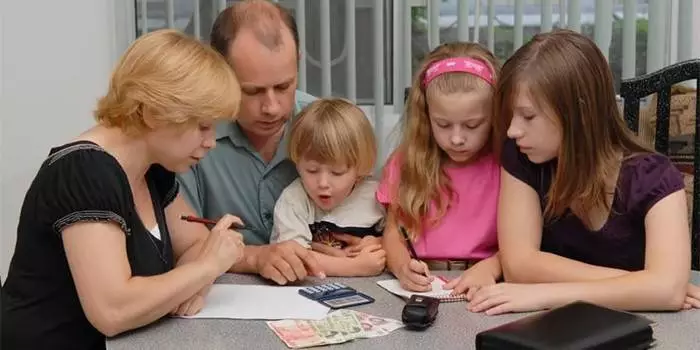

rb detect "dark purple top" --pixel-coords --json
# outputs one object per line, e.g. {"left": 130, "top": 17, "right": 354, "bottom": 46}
{"left": 501, "top": 138, "right": 685, "bottom": 271}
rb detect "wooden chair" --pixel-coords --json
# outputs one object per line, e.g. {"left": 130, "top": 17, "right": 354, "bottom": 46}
{"left": 620, "top": 58, "right": 700, "bottom": 270}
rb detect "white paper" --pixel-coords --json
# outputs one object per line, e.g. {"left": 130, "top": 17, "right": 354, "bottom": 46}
{"left": 178, "top": 284, "right": 330, "bottom": 320}
{"left": 376, "top": 278, "right": 451, "bottom": 299}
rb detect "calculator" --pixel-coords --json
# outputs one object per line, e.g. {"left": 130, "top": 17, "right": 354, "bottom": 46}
{"left": 298, "top": 283, "right": 375, "bottom": 309}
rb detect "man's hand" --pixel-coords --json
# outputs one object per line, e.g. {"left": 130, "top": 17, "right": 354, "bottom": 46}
{"left": 256, "top": 241, "right": 326, "bottom": 285}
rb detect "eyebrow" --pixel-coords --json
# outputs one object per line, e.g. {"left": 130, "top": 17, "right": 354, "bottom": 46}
{"left": 240, "top": 77, "right": 295, "bottom": 90}
{"left": 432, "top": 115, "right": 486, "bottom": 123}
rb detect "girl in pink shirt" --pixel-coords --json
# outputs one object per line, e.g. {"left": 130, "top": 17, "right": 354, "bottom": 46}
{"left": 378, "top": 42, "right": 501, "bottom": 297}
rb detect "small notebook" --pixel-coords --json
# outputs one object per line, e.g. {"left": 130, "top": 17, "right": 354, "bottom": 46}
{"left": 475, "top": 301, "right": 655, "bottom": 349}
{"left": 376, "top": 278, "right": 467, "bottom": 303}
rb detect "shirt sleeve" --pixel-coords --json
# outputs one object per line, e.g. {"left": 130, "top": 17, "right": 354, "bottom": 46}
{"left": 500, "top": 138, "right": 538, "bottom": 189}
{"left": 270, "top": 180, "right": 314, "bottom": 247}
{"left": 626, "top": 154, "right": 686, "bottom": 217}
{"left": 376, "top": 153, "right": 401, "bottom": 205}
{"left": 45, "top": 149, "right": 132, "bottom": 235}
{"left": 176, "top": 165, "right": 204, "bottom": 216}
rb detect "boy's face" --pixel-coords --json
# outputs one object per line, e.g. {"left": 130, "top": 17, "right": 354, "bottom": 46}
{"left": 297, "top": 158, "right": 359, "bottom": 212}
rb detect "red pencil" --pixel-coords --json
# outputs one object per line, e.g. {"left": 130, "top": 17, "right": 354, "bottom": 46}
{"left": 180, "top": 215, "right": 245, "bottom": 229}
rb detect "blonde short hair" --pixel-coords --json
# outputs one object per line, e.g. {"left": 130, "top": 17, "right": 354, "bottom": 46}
{"left": 94, "top": 29, "right": 241, "bottom": 134}
{"left": 289, "top": 98, "right": 376, "bottom": 176}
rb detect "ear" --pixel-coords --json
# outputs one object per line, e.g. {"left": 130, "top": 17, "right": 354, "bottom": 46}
{"left": 140, "top": 106, "right": 161, "bottom": 130}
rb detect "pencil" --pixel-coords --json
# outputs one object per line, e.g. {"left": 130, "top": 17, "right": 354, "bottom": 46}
{"left": 180, "top": 215, "right": 244, "bottom": 229}
{"left": 399, "top": 226, "right": 419, "bottom": 259}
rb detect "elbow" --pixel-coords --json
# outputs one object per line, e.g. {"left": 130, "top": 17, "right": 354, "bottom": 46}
{"left": 500, "top": 254, "right": 532, "bottom": 283}
{"left": 660, "top": 280, "right": 687, "bottom": 311}
{"left": 85, "top": 304, "right": 131, "bottom": 337}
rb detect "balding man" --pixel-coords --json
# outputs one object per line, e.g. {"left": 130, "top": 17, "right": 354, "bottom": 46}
{"left": 177, "top": 0, "right": 323, "bottom": 285}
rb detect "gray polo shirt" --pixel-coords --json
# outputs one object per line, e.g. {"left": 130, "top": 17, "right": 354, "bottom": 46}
{"left": 177, "top": 90, "right": 316, "bottom": 245}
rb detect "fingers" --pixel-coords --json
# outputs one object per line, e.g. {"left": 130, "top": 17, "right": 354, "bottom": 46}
{"left": 331, "top": 233, "right": 362, "bottom": 245}
{"left": 292, "top": 243, "right": 326, "bottom": 279}
{"left": 261, "top": 264, "right": 287, "bottom": 285}
{"left": 399, "top": 276, "right": 433, "bottom": 292}
{"left": 213, "top": 214, "right": 242, "bottom": 232}
{"left": 685, "top": 295, "right": 700, "bottom": 309}
{"left": 466, "top": 286, "right": 480, "bottom": 301}
{"left": 469, "top": 288, "right": 507, "bottom": 313}
{"left": 408, "top": 259, "right": 432, "bottom": 278}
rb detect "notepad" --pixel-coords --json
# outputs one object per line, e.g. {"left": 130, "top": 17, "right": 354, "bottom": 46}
{"left": 178, "top": 284, "right": 330, "bottom": 320}
{"left": 376, "top": 278, "right": 467, "bottom": 302}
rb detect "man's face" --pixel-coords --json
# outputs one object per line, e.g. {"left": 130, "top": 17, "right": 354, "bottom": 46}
{"left": 228, "top": 28, "right": 298, "bottom": 140}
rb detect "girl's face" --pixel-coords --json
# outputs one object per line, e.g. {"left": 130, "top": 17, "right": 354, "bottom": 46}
{"left": 427, "top": 89, "right": 492, "bottom": 165}
{"left": 506, "top": 88, "right": 562, "bottom": 164}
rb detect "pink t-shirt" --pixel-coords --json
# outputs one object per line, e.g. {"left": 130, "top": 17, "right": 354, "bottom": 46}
{"left": 376, "top": 153, "right": 500, "bottom": 260}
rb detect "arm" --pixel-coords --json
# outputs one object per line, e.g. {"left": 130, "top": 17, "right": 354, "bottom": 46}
{"left": 311, "top": 249, "right": 385, "bottom": 277}
{"left": 497, "top": 169, "right": 628, "bottom": 283}
{"left": 547, "top": 190, "right": 690, "bottom": 310}
{"left": 62, "top": 222, "right": 220, "bottom": 337}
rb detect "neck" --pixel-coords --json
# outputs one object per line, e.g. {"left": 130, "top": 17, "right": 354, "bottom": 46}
{"left": 83, "top": 125, "right": 152, "bottom": 185}
{"left": 242, "top": 126, "right": 285, "bottom": 162}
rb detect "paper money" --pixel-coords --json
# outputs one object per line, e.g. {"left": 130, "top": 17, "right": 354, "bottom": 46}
{"left": 267, "top": 310, "right": 403, "bottom": 348}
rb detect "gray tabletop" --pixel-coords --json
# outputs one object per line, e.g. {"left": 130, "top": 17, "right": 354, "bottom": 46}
{"left": 107, "top": 271, "right": 700, "bottom": 350}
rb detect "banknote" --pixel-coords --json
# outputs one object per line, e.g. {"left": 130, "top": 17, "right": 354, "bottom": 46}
{"left": 267, "top": 309, "right": 403, "bottom": 348}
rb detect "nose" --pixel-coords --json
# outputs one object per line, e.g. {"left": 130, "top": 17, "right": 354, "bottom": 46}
{"left": 507, "top": 120, "right": 523, "bottom": 140}
{"left": 318, "top": 173, "right": 330, "bottom": 189}
{"left": 202, "top": 128, "right": 216, "bottom": 150}
{"left": 450, "top": 129, "right": 465, "bottom": 147}
{"left": 261, "top": 89, "right": 282, "bottom": 116}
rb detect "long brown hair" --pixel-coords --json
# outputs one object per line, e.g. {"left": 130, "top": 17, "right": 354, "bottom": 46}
{"left": 388, "top": 42, "right": 500, "bottom": 239}
{"left": 493, "top": 29, "right": 653, "bottom": 224}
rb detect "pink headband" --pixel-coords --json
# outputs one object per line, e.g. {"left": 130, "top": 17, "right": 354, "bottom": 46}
{"left": 422, "top": 57, "right": 494, "bottom": 88}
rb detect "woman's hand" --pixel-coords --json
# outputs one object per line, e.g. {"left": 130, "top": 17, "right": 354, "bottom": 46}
{"left": 443, "top": 263, "right": 497, "bottom": 299}
{"left": 468, "top": 283, "right": 555, "bottom": 315}
{"left": 196, "top": 214, "right": 245, "bottom": 276}
{"left": 683, "top": 283, "right": 700, "bottom": 310}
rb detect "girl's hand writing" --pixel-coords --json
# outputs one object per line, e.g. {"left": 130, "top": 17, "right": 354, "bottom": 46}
{"left": 396, "top": 259, "right": 434, "bottom": 292}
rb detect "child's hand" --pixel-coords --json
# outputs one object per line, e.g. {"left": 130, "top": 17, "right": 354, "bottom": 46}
{"left": 353, "top": 244, "right": 387, "bottom": 276}
{"left": 335, "top": 234, "right": 381, "bottom": 257}
{"left": 443, "top": 263, "right": 497, "bottom": 298}
{"left": 310, "top": 242, "right": 348, "bottom": 257}
{"left": 683, "top": 283, "right": 700, "bottom": 309}
{"left": 396, "top": 259, "right": 434, "bottom": 292}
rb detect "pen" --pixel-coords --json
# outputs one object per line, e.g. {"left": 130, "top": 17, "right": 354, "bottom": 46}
{"left": 399, "top": 226, "right": 430, "bottom": 278}
{"left": 180, "top": 215, "right": 245, "bottom": 229}
{"left": 399, "top": 226, "right": 419, "bottom": 260}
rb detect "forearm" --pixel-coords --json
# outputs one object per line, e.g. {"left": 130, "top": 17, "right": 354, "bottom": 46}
{"left": 383, "top": 232, "right": 411, "bottom": 276}
{"left": 101, "top": 261, "right": 217, "bottom": 336}
{"left": 504, "top": 250, "right": 629, "bottom": 283}
{"left": 474, "top": 254, "right": 502, "bottom": 280}
{"left": 312, "top": 252, "right": 365, "bottom": 277}
{"left": 546, "top": 270, "right": 687, "bottom": 311}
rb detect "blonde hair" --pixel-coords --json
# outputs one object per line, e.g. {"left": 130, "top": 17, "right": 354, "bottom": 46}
{"left": 289, "top": 98, "right": 377, "bottom": 176}
{"left": 94, "top": 29, "right": 241, "bottom": 135}
{"left": 390, "top": 42, "right": 500, "bottom": 239}
{"left": 493, "top": 29, "right": 652, "bottom": 226}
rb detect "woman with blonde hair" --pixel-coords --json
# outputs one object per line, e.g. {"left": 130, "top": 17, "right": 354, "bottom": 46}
{"left": 2, "top": 29, "right": 244, "bottom": 349}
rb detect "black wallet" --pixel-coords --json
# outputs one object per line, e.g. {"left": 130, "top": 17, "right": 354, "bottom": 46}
{"left": 475, "top": 301, "right": 655, "bottom": 350}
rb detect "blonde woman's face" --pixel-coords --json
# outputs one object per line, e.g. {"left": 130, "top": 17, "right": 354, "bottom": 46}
{"left": 147, "top": 121, "right": 217, "bottom": 172}
{"left": 427, "top": 89, "right": 492, "bottom": 164}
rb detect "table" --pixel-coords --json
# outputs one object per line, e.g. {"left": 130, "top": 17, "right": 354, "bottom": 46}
{"left": 107, "top": 272, "right": 700, "bottom": 350}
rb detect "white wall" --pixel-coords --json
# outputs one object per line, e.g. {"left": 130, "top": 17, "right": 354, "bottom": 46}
{"left": 0, "top": 0, "right": 125, "bottom": 277}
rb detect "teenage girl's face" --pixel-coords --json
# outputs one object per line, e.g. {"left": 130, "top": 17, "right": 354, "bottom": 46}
{"left": 506, "top": 88, "right": 562, "bottom": 163}
{"left": 297, "top": 158, "right": 359, "bottom": 212}
{"left": 427, "top": 89, "right": 492, "bottom": 164}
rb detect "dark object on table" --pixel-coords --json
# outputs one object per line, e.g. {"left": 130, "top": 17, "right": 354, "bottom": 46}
{"left": 402, "top": 295, "right": 440, "bottom": 330}
{"left": 475, "top": 301, "right": 655, "bottom": 350}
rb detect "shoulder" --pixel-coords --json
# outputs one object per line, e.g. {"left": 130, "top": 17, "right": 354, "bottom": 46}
{"left": 294, "top": 90, "right": 318, "bottom": 113}
{"left": 376, "top": 152, "right": 402, "bottom": 204}
{"left": 619, "top": 153, "right": 685, "bottom": 215}
{"left": 499, "top": 138, "right": 542, "bottom": 187}
{"left": 39, "top": 142, "right": 131, "bottom": 233}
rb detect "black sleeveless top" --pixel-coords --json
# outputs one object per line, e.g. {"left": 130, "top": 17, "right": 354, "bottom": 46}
{"left": 1, "top": 141, "right": 177, "bottom": 350}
